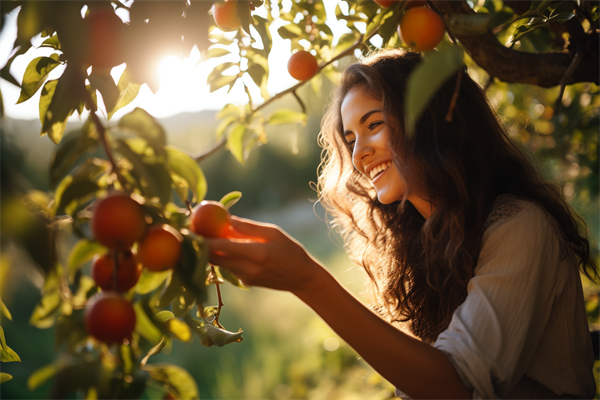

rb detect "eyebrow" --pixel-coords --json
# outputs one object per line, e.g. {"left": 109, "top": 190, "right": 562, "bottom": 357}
{"left": 343, "top": 109, "right": 383, "bottom": 138}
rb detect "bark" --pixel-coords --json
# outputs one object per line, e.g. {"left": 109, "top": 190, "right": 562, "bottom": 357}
{"left": 428, "top": 0, "right": 599, "bottom": 88}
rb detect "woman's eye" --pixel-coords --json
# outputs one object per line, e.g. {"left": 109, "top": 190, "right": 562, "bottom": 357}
{"left": 369, "top": 121, "right": 383, "bottom": 130}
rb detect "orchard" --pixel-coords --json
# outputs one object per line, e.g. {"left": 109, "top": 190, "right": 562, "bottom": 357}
{"left": 0, "top": 0, "right": 598, "bottom": 399}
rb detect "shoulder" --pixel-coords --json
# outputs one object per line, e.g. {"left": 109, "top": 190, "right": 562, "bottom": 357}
{"left": 481, "top": 194, "right": 571, "bottom": 261}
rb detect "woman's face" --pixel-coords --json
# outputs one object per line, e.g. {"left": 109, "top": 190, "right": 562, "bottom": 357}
{"left": 341, "top": 85, "right": 406, "bottom": 205}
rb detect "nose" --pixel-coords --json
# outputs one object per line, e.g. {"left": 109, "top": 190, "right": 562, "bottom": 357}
{"left": 352, "top": 136, "right": 374, "bottom": 170}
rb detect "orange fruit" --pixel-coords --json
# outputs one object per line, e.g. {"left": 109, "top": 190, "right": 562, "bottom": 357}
{"left": 287, "top": 50, "right": 319, "bottom": 81}
{"left": 138, "top": 225, "right": 183, "bottom": 271}
{"left": 90, "top": 194, "right": 146, "bottom": 250}
{"left": 190, "top": 201, "right": 233, "bottom": 238}
{"left": 85, "top": 8, "right": 125, "bottom": 69}
{"left": 374, "top": 0, "right": 399, "bottom": 7}
{"left": 212, "top": 0, "right": 241, "bottom": 32}
{"left": 91, "top": 251, "right": 141, "bottom": 292}
{"left": 85, "top": 292, "right": 136, "bottom": 344}
{"left": 398, "top": 7, "right": 445, "bottom": 52}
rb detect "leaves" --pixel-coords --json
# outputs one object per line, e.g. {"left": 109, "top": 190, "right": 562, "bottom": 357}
{"left": 227, "top": 124, "right": 247, "bottom": 165}
{"left": 1, "top": 298, "right": 12, "bottom": 321}
{"left": 108, "top": 70, "right": 141, "bottom": 120}
{"left": 405, "top": 47, "right": 464, "bottom": 136}
{"left": 219, "top": 191, "right": 242, "bottom": 210}
{"left": 267, "top": 109, "right": 308, "bottom": 126}
{"left": 0, "top": 373, "right": 13, "bottom": 384}
{"left": 17, "top": 54, "right": 61, "bottom": 104}
{"left": 67, "top": 239, "right": 106, "bottom": 280}
{"left": 144, "top": 363, "right": 199, "bottom": 400}
{"left": 88, "top": 71, "right": 119, "bottom": 113}
{"left": 0, "top": 326, "right": 21, "bottom": 362}
{"left": 166, "top": 147, "right": 207, "bottom": 203}
{"left": 136, "top": 269, "right": 172, "bottom": 295}
{"left": 28, "top": 364, "right": 58, "bottom": 391}
{"left": 118, "top": 108, "right": 167, "bottom": 146}
{"left": 447, "top": 14, "right": 491, "bottom": 35}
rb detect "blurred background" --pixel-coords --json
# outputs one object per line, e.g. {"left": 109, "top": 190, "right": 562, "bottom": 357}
{"left": 1, "top": 1, "right": 598, "bottom": 399}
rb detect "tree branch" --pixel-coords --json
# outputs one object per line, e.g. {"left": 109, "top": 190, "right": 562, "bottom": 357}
{"left": 429, "top": 1, "right": 599, "bottom": 87}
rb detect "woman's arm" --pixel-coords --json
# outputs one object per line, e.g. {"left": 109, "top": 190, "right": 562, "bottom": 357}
{"left": 207, "top": 216, "right": 472, "bottom": 400}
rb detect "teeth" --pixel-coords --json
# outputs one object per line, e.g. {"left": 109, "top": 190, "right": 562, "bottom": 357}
{"left": 369, "top": 161, "right": 392, "bottom": 180}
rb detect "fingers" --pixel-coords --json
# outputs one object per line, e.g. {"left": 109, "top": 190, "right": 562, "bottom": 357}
{"left": 229, "top": 216, "right": 281, "bottom": 241}
{"left": 207, "top": 238, "right": 268, "bottom": 265}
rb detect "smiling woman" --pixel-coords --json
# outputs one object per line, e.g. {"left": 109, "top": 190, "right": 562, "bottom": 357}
{"left": 207, "top": 48, "right": 598, "bottom": 399}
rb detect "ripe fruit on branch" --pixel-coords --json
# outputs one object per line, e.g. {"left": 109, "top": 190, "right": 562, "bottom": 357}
{"left": 287, "top": 50, "right": 319, "bottom": 82}
{"left": 212, "top": 0, "right": 241, "bottom": 32}
{"left": 138, "top": 225, "right": 183, "bottom": 272}
{"left": 398, "top": 7, "right": 445, "bottom": 52}
{"left": 85, "top": 8, "right": 125, "bottom": 70}
{"left": 190, "top": 201, "right": 235, "bottom": 239}
{"left": 91, "top": 194, "right": 146, "bottom": 250}
{"left": 85, "top": 292, "right": 136, "bottom": 344}
{"left": 91, "top": 251, "right": 141, "bottom": 292}
{"left": 374, "top": 0, "right": 399, "bottom": 7}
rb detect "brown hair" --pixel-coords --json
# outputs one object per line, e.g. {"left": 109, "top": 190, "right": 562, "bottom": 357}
{"left": 317, "top": 48, "right": 597, "bottom": 343}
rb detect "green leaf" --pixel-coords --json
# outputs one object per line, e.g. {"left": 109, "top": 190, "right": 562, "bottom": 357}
{"left": 166, "top": 147, "right": 207, "bottom": 203}
{"left": 136, "top": 269, "right": 172, "bottom": 295}
{"left": 88, "top": 71, "right": 119, "bottom": 113}
{"left": 165, "top": 318, "right": 192, "bottom": 342}
{"left": 216, "top": 103, "right": 240, "bottom": 119}
{"left": 39, "top": 69, "right": 82, "bottom": 144}
{"left": 134, "top": 301, "right": 163, "bottom": 345}
{"left": 207, "top": 47, "right": 231, "bottom": 58}
{"left": 118, "top": 108, "right": 166, "bottom": 146}
{"left": 144, "top": 363, "right": 199, "bottom": 400}
{"left": 237, "top": 0, "right": 252, "bottom": 35}
{"left": 49, "top": 123, "right": 99, "bottom": 187}
{"left": 17, "top": 54, "right": 60, "bottom": 104}
{"left": 549, "top": 12, "right": 574, "bottom": 22}
{"left": 215, "top": 116, "right": 237, "bottom": 140}
{"left": 215, "top": 266, "right": 249, "bottom": 290}
{"left": 67, "top": 239, "right": 106, "bottom": 280}
{"left": 209, "top": 74, "right": 238, "bottom": 93}
{"left": 267, "top": 109, "right": 307, "bottom": 125}
{"left": 202, "top": 323, "right": 243, "bottom": 347}
{"left": 0, "top": 326, "right": 21, "bottom": 362}
{"left": 448, "top": 13, "right": 491, "bottom": 35}
{"left": 1, "top": 298, "right": 12, "bottom": 321}
{"left": 29, "top": 281, "right": 62, "bottom": 329}
{"left": 227, "top": 124, "right": 247, "bottom": 165}
{"left": 140, "top": 337, "right": 169, "bottom": 367}
{"left": 219, "top": 191, "right": 242, "bottom": 210}
{"left": 40, "top": 34, "right": 61, "bottom": 50}
{"left": 28, "top": 364, "right": 58, "bottom": 390}
{"left": 1, "top": 372, "right": 13, "bottom": 384}
{"left": 379, "top": 10, "right": 402, "bottom": 47}
{"left": 108, "top": 70, "right": 141, "bottom": 120}
{"left": 252, "top": 15, "right": 272, "bottom": 58}
{"left": 405, "top": 47, "right": 463, "bottom": 136}
{"left": 116, "top": 139, "right": 172, "bottom": 205}
{"left": 246, "top": 63, "right": 266, "bottom": 90}
{"left": 277, "top": 24, "right": 303, "bottom": 40}
{"left": 54, "top": 180, "right": 99, "bottom": 217}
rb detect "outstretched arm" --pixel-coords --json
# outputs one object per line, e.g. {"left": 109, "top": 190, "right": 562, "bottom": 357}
{"left": 207, "top": 216, "right": 472, "bottom": 400}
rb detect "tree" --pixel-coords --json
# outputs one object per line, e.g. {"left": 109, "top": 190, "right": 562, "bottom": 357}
{"left": 0, "top": 0, "right": 598, "bottom": 398}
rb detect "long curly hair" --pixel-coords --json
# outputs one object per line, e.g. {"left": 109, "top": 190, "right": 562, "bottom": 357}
{"left": 317, "top": 48, "right": 597, "bottom": 343}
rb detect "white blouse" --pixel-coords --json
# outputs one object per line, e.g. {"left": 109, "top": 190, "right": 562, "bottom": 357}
{"left": 397, "top": 195, "right": 596, "bottom": 399}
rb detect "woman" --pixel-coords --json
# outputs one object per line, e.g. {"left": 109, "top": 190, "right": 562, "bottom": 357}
{"left": 207, "top": 49, "right": 598, "bottom": 399}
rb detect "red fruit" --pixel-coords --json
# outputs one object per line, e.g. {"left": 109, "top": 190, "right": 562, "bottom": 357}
{"left": 212, "top": 0, "right": 241, "bottom": 32}
{"left": 90, "top": 194, "right": 146, "bottom": 250}
{"left": 398, "top": 7, "right": 445, "bottom": 52}
{"left": 374, "top": 0, "right": 399, "bottom": 7}
{"left": 287, "top": 50, "right": 319, "bottom": 81}
{"left": 190, "top": 201, "right": 233, "bottom": 238}
{"left": 91, "top": 251, "right": 141, "bottom": 292}
{"left": 138, "top": 225, "right": 183, "bottom": 272}
{"left": 86, "top": 8, "right": 125, "bottom": 69}
{"left": 85, "top": 292, "right": 136, "bottom": 344}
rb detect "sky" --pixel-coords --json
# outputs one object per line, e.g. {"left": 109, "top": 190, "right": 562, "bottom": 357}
{"left": 0, "top": 0, "right": 355, "bottom": 121}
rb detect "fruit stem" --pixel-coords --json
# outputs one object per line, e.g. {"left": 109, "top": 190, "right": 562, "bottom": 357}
{"left": 211, "top": 266, "right": 225, "bottom": 328}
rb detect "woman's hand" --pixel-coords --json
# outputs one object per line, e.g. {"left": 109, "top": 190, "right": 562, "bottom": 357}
{"left": 206, "top": 216, "right": 328, "bottom": 295}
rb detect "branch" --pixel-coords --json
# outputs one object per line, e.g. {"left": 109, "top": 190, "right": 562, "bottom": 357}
{"left": 252, "top": 27, "right": 380, "bottom": 115}
{"left": 429, "top": 1, "right": 599, "bottom": 87}
{"left": 553, "top": 49, "right": 584, "bottom": 114}
{"left": 194, "top": 137, "right": 227, "bottom": 163}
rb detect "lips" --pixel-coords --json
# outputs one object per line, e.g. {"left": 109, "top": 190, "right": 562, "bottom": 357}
{"left": 367, "top": 161, "right": 392, "bottom": 180}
